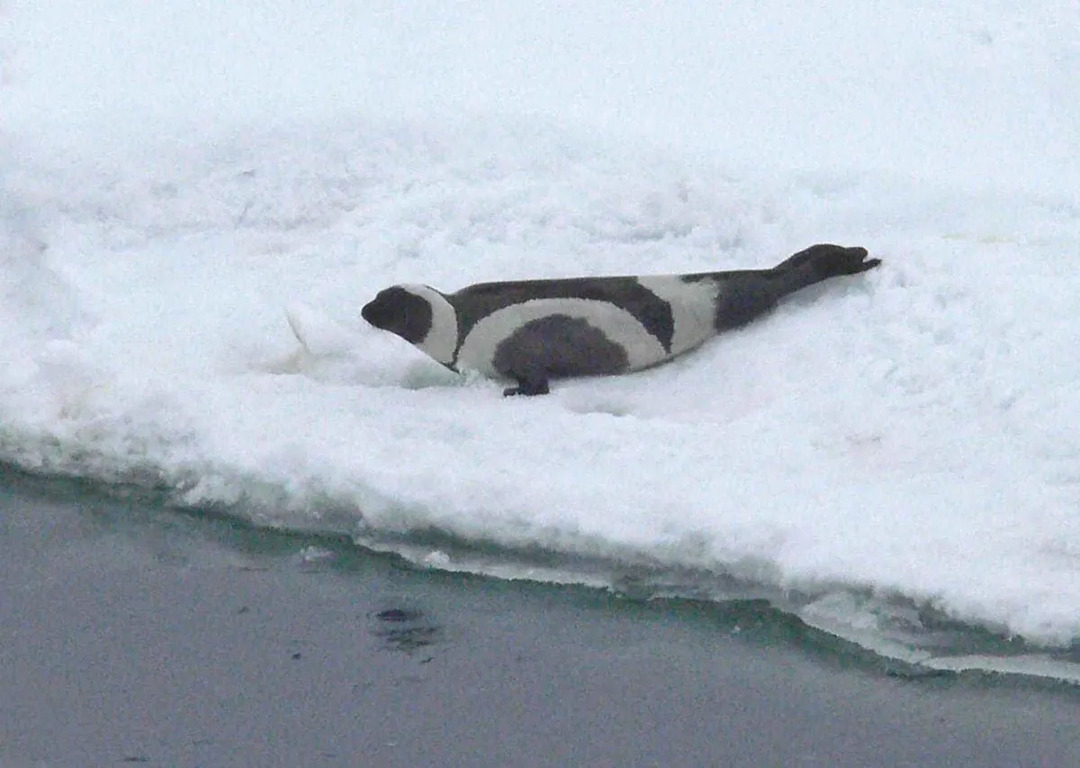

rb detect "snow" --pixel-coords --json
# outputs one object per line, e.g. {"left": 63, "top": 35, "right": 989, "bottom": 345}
{"left": 2, "top": 1, "right": 1079, "bottom": 648}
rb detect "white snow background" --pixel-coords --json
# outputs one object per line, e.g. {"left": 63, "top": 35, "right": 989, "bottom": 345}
{"left": 2, "top": 2, "right": 1080, "bottom": 666}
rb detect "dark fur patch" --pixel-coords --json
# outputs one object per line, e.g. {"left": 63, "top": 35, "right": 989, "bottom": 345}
{"left": 361, "top": 287, "right": 434, "bottom": 345}
{"left": 491, "top": 314, "right": 630, "bottom": 383}
{"left": 450, "top": 277, "right": 675, "bottom": 357}
{"left": 705, "top": 244, "right": 879, "bottom": 330}
{"left": 711, "top": 277, "right": 781, "bottom": 331}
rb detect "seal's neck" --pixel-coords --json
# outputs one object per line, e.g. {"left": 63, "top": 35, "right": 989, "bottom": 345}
{"left": 399, "top": 284, "right": 459, "bottom": 366}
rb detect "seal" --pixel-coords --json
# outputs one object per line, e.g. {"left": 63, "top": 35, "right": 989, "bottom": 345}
{"left": 361, "top": 243, "right": 880, "bottom": 396}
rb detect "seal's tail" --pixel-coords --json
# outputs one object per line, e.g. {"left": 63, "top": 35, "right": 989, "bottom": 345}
{"left": 768, "top": 244, "right": 881, "bottom": 298}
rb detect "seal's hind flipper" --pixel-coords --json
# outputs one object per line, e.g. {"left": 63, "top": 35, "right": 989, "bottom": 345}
{"left": 770, "top": 244, "right": 880, "bottom": 296}
{"left": 805, "top": 244, "right": 881, "bottom": 276}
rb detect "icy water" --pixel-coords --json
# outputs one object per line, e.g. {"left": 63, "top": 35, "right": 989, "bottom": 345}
{"left": 4, "top": 463, "right": 1079, "bottom": 684}
{"left": 3, "top": 464, "right": 1080, "bottom": 767}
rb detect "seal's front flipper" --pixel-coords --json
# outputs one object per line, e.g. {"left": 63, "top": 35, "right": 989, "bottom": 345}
{"left": 503, "top": 376, "right": 551, "bottom": 397}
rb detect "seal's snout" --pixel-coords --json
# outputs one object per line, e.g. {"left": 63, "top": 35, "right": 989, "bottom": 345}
{"left": 361, "top": 290, "right": 398, "bottom": 330}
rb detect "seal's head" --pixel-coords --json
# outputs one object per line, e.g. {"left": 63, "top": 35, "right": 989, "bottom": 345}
{"left": 362, "top": 284, "right": 459, "bottom": 366}
{"left": 362, "top": 285, "right": 433, "bottom": 345}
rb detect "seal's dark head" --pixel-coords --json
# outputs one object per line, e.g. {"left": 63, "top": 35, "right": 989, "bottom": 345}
{"left": 362, "top": 283, "right": 459, "bottom": 366}
{"left": 362, "top": 286, "right": 433, "bottom": 344}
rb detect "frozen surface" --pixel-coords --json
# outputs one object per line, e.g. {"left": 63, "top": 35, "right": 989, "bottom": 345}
{"left": 2, "top": 1, "right": 1079, "bottom": 650}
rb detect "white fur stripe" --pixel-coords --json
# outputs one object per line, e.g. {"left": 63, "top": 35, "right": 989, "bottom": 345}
{"left": 635, "top": 275, "right": 719, "bottom": 355}
{"left": 455, "top": 298, "right": 668, "bottom": 376}
{"left": 399, "top": 284, "right": 459, "bottom": 365}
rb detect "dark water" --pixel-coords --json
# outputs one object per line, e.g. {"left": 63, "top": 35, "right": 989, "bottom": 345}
{"left": 2, "top": 465, "right": 1079, "bottom": 767}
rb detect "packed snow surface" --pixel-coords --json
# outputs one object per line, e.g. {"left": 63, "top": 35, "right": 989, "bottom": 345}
{"left": 2, "top": 1, "right": 1079, "bottom": 647}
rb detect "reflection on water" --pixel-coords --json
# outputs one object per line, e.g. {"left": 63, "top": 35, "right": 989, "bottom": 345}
{"left": 369, "top": 606, "right": 441, "bottom": 660}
